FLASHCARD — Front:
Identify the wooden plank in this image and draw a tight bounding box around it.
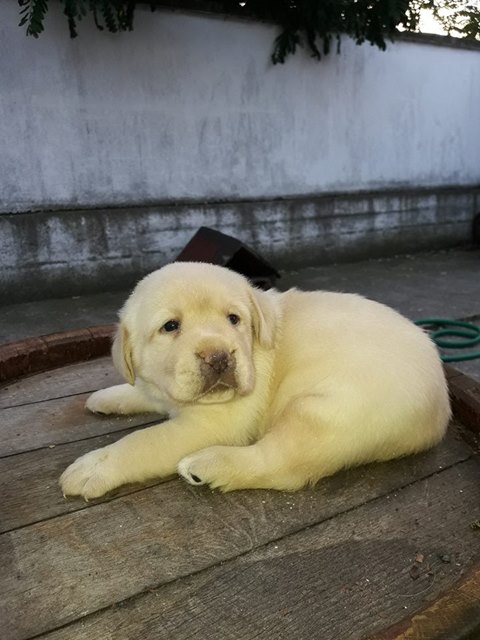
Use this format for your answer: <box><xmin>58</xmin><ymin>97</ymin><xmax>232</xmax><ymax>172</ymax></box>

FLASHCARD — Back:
<box><xmin>0</xmin><ymin>357</ymin><xmax>121</xmax><ymax>409</ymax></box>
<box><xmin>0</xmin><ymin>428</ymin><xmax>474</xmax><ymax>640</ymax></box>
<box><xmin>0</xmin><ymin>393</ymin><xmax>162</xmax><ymax>456</ymax></box>
<box><xmin>0</xmin><ymin>423</ymin><xmax>471</xmax><ymax>534</ymax></box>
<box><xmin>0</xmin><ymin>427</ymin><xmax>172</xmax><ymax>534</ymax></box>
<box><xmin>33</xmin><ymin>459</ymin><xmax>480</xmax><ymax>640</ymax></box>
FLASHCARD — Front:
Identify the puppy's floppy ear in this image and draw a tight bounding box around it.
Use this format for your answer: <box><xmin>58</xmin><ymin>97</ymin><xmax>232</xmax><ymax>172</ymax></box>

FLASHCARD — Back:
<box><xmin>111</xmin><ymin>323</ymin><xmax>135</xmax><ymax>385</ymax></box>
<box><xmin>249</xmin><ymin>287</ymin><xmax>278</xmax><ymax>349</ymax></box>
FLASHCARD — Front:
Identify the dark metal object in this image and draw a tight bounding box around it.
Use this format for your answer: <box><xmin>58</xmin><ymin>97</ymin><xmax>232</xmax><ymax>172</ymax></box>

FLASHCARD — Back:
<box><xmin>175</xmin><ymin>227</ymin><xmax>280</xmax><ymax>289</ymax></box>
<box><xmin>473</xmin><ymin>213</ymin><xmax>480</xmax><ymax>247</ymax></box>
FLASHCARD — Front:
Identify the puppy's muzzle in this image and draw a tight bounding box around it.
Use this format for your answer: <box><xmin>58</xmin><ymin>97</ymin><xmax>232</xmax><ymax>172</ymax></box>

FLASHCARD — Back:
<box><xmin>197</xmin><ymin>349</ymin><xmax>236</xmax><ymax>391</ymax></box>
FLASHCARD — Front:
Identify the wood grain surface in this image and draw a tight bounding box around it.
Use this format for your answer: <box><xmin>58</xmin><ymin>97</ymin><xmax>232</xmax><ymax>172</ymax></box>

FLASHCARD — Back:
<box><xmin>0</xmin><ymin>357</ymin><xmax>121</xmax><ymax>409</ymax></box>
<box><xmin>1</xmin><ymin>357</ymin><xmax>479</xmax><ymax>640</ymax></box>
<box><xmin>30</xmin><ymin>461</ymin><xmax>480</xmax><ymax>640</ymax></box>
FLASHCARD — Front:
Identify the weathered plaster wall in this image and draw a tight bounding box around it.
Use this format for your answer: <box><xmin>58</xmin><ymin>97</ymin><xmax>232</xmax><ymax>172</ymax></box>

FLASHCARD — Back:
<box><xmin>1</xmin><ymin>3</ymin><xmax>479</xmax><ymax>213</ymax></box>
<box><xmin>1</xmin><ymin>3</ymin><xmax>479</xmax><ymax>302</ymax></box>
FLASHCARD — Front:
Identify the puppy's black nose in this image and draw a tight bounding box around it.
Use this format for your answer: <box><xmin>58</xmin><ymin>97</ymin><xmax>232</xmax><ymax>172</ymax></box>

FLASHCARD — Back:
<box><xmin>198</xmin><ymin>350</ymin><xmax>231</xmax><ymax>374</ymax></box>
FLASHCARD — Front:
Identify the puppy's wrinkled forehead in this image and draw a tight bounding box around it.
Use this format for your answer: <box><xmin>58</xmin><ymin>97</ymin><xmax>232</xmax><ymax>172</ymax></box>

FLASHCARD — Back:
<box><xmin>125</xmin><ymin>262</ymin><xmax>251</xmax><ymax>326</ymax></box>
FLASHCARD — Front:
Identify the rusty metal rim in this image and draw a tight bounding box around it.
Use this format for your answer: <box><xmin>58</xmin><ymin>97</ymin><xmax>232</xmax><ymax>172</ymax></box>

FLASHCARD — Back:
<box><xmin>0</xmin><ymin>328</ymin><xmax>479</xmax><ymax>639</ymax></box>
<box><xmin>0</xmin><ymin>324</ymin><xmax>116</xmax><ymax>384</ymax></box>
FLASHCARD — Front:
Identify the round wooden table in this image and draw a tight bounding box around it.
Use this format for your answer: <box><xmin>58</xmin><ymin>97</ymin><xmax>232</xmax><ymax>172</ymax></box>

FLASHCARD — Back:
<box><xmin>1</xmin><ymin>327</ymin><xmax>479</xmax><ymax>640</ymax></box>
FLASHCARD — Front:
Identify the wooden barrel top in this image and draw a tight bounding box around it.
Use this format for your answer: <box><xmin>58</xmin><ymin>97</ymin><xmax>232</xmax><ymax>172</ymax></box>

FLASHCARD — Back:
<box><xmin>1</xmin><ymin>328</ymin><xmax>479</xmax><ymax>640</ymax></box>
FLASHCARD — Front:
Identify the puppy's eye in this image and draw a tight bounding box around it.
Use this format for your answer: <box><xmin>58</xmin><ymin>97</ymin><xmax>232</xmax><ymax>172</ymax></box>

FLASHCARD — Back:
<box><xmin>162</xmin><ymin>320</ymin><xmax>180</xmax><ymax>333</ymax></box>
<box><xmin>227</xmin><ymin>313</ymin><xmax>240</xmax><ymax>326</ymax></box>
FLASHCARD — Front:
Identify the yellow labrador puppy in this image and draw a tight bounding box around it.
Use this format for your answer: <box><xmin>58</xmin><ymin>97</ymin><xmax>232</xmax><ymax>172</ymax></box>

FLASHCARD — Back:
<box><xmin>60</xmin><ymin>262</ymin><xmax>450</xmax><ymax>500</ymax></box>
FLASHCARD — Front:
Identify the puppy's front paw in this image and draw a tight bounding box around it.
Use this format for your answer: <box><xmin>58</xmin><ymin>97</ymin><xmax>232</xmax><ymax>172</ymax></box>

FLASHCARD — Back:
<box><xmin>86</xmin><ymin>386</ymin><xmax>130</xmax><ymax>415</ymax></box>
<box><xmin>178</xmin><ymin>447</ymin><xmax>235</xmax><ymax>491</ymax></box>
<box><xmin>60</xmin><ymin>447</ymin><xmax>121</xmax><ymax>500</ymax></box>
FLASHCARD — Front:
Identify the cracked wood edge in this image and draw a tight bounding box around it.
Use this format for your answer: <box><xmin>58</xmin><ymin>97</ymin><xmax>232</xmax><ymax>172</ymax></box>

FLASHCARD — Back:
<box><xmin>444</xmin><ymin>365</ymin><xmax>480</xmax><ymax>435</ymax></box>
<box><xmin>366</xmin><ymin>560</ymin><xmax>480</xmax><ymax>640</ymax></box>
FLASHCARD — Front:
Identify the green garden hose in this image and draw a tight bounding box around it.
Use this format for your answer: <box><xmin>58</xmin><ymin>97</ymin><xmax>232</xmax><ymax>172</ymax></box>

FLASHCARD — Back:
<box><xmin>414</xmin><ymin>318</ymin><xmax>480</xmax><ymax>363</ymax></box>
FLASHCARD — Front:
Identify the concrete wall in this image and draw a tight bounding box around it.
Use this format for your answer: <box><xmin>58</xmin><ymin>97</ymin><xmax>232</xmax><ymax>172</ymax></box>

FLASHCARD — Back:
<box><xmin>1</xmin><ymin>2</ymin><xmax>479</xmax><ymax>301</ymax></box>
<box><xmin>2</xmin><ymin>186</ymin><xmax>478</xmax><ymax>303</ymax></box>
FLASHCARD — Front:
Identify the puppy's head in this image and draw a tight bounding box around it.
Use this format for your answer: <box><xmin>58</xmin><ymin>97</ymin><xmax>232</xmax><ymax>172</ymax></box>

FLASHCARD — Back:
<box><xmin>112</xmin><ymin>262</ymin><xmax>278</xmax><ymax>406</ymax></box>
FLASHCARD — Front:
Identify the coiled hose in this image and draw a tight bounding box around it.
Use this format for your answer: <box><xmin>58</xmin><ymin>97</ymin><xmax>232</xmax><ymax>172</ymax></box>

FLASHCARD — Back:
<box><xmin>414</xmin><ymin>318</ymin><xmax>480</xmax><ymax>363</ymax></box>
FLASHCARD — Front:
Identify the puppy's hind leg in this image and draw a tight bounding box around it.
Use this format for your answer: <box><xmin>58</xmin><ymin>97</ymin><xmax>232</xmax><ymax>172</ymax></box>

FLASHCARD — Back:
<box><xmin>178</xmin><ymin>397</ymin><xmax>340</xmax><ymax>492</ymax></box>
<box><xmin>86</xmin><ymin>384</ymin><xmax>166</xmax><ymax>416</ymax></box>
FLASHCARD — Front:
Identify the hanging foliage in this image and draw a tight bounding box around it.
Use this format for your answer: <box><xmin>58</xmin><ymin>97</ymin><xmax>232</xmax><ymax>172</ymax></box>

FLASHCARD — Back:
<box><xmin>17</xmin><ymin>1</ymin><xmax>480</xmax><ymax>63</ymax></box>
<box><xmin>18</xmin><ymin>0</ymin><xmax>137</xmax><ymax>38</ymax></box>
